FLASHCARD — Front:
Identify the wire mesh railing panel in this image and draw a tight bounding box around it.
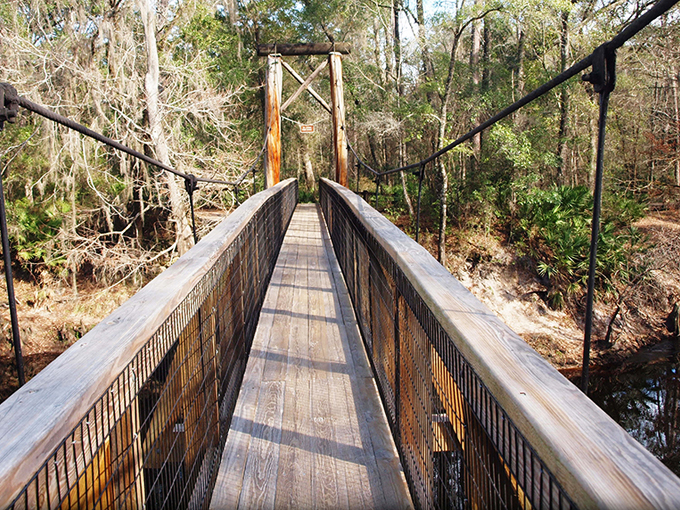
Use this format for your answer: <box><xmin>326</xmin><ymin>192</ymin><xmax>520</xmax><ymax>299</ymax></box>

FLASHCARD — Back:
<box><xmin>320</xmin><ymin>178</ymin><xmax>572</xmax><ymax>510</ymax></box>
<box><xmin>3</xmin><ymin>179</ymin><xmax>297</xmax><ymax>510</ymax></box>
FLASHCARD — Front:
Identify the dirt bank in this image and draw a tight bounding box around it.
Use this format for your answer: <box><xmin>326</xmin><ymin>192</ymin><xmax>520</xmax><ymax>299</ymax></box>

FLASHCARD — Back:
<box><xmin>0</xmin><ymin>275</ymin><xmax>136</xmax><ymax>403</ymax></box>
<box><xmin>436</xmin><ymin>210</ymin><xmax>680</xmax><ymax>369</ymax></box>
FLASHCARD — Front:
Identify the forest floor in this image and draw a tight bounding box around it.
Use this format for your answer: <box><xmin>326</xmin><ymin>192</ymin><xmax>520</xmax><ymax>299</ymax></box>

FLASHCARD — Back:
<box><xmin>0</xmin><ymin>275</ymin><xmax>136</xmax><ymax>403</ymax></box>
<box><xmin>412</xmin><ymin>209</ymin><xmax>680</xmax><ymax>370</ymax></box>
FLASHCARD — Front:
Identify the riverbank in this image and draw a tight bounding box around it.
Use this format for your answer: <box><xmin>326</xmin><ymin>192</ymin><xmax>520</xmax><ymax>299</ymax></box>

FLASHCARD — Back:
<box><xmin>0</xmin><ymin>276</ymin><xmax>136</xmax><ymax>403</ymax></box>
<box><xmin>423</xmin><ymin>209</ymin><xmax>680</xmax><ymax>370</ymax></box>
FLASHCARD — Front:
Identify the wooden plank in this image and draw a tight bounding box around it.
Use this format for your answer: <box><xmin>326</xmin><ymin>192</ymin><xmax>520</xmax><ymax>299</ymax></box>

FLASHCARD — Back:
<box><xmin>258</xmin><ymin>43</ymin><xmax>351</xmax><ymax>56</ymax></box>
<box><xmin>307</xmin><ymin>213</ymin><xmax>331</xmax><ymax>381</ymax></box>
<box><xmin>328</xmin><ymin>373</ymin><xmax>372</xmax><ymax>509</ymax></box>
<box><xmin>261</xmin><ymin>232</ymin><xmax>296</xmax><ymax>381</ymax></box>
<box><xmin>281</xmin><ymin>59</ymin><xmax>328</xmax><ymax>112</ymax></box>
<box><xmin>318</xmin><ymin>209</ymin><xmax>384</xmax><ymax>509</ymax></box>
<box><xmin>274</xmin><ymin>377</ymin><xmax>312</xmax><ymax>508</ymax></box>
<box><xmin>212</xmin><ymin>204</ymin><xmax>413</xmax><ymax>509</ymax></box>
<box><xmin>209</xmin><ymin>219</ymin><xmax>294</xmax><ymax>509</ymax></box>
<box><xmin>280</xmin><ymin>60</ymin><xmax>332</xmax><ymax>114</ymax></box>
<box><xmin>319</xmin><ymin>209</ymin><xmax>372</xmax><ymax>378</ymax></box>
<box><xmin>284</xmin><ymin>207</ymin><xmax>311</xmax><ymax>382</ymax></box>
<box><xmin>0</xmin><ymin>179</ymin><xmax>297</xmax><ymax>506</ymax></box>
<box><xmin>274</xmin><ymin>208</ymin><xmax>313</xmax><ymax>508</ymax></box>
<box><xmin>320</xmin><ymin>178</ymin><xmax>680</xmax><ymax>509</ymax></box>
<box><xmin>238</xmin><ymin>381</ymin><xmax>285</xmax><ymax>510</ymax></box>
<box><xmin>310</xmin><ymin>377</ymin><xmax>342</xmax><ymax>508</ymax></box>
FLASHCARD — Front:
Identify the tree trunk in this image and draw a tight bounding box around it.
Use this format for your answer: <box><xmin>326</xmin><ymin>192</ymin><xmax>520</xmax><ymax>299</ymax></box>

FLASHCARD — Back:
<box><xmin>393</xmin><ymin>0</ymin><xmax>403</xmax><ymax>96</ymax></box>
<box><xmin>416</xmin><ymin>0</ymin><xmax>434</xmax><ymax>80</ymax></box>
<box><xmin>557</xmin><ymin>9</ymin><xmax>570</xmax><ymax>184</ymax></box>
<box><xmin>437</xmin><ymin>95</ymin><xmax>451</xmax><ymax>266</ymax></box>
<box><xmin>470</xmin><ymin>1</ymin><xmax>482</xmax><ymax>163</ymax></box>
<box><xmin>437</xmin><ymin>158</ymin><xmax>448</xmax><ymax>266</ymax></box>
<box><xmin>373</xmin><ymin>17</ymin><xmax>386</xmax><ymax>88</ymax></box>
<box><xmin>400</xmin><ymin>171</ymin><xmax>414</xmax><ymax>217</ymax></box>
<box><xmin>433</xmin><ymin>27</ymin><xmax>465</xmax><ymax>267</ymax></box>
<box><xmin>137</xmin><ymin>0</ymin><xmax>193</xmax><ymax>256</ymax></box>
<box><xmin>516</xmin><ymin>24</ymin><xmax>526</xmax><ymax>98</ymax></box>
<box><xmin>385</xmin><ymin>5</ymin><xmax>394</xmax><ymax>82</ymax></box>
<box><xmin>70</xmin><ymin>168</ymin><xmax>78</xmax><ymax>294</ymax></box>
<box><xmin>399</xmin><ymin>122</ymin><xmax>414</xmax><ymax>217</ymax></box>
<box><xmin>303</xmin><ymin>148</ymin><xmax>315</xmax><ymax>188</ymax></box>
<box><xmin>589</xmin><ymin>112</ymin><xmax>597</xmax><ymax>190</ymax></box>
<box><xmin>672</xmin><ymin>68</ymin><xmax>680</xmax><ymax>186</ymax></box>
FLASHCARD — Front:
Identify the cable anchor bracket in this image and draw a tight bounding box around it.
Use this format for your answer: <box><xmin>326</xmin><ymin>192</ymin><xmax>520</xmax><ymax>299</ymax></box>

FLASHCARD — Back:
<box><xmin>582</xmin><ymin>43</ymin><xmax>617</xmax><ymax>94</ymax></box>
<box><xmin>184</xmin><ymin>173</ymin><xmax>199</xmax><ymax>196</ymax></box>
<box><xmin>0</xmin><ymin>83</ymin><xmax>20</xmax><ymax>131</ymax></box>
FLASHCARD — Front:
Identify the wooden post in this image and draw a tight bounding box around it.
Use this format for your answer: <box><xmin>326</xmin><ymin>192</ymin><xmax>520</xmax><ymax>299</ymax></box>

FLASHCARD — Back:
<box><xmin>265</xmin><ymin>54</ymin><xmax>282</xmax><ymax>188</ymax></box>
<box><xmin>329</xmin><ymin>52</ymin><xmax>348</xmax><ymax>187</ymax></box>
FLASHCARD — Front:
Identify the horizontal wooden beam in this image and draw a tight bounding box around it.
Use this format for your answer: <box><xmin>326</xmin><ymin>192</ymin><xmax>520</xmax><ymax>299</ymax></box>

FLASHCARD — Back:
<box><xmin>257</xmin><ymin>43</ymin><xmax>351</xmax><ymax>56</ymax></box>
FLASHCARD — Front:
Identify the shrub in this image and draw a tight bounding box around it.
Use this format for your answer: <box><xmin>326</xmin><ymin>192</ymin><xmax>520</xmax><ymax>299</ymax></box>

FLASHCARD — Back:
<box><xmin>512</xmin><ymin>185</ymin><xmax>647</xmax><ymax>305</ymax></box>
<box><xmin>7</xmin><ymin>198</ymin><xmax>66</xmax><ymax>269</ymax></box>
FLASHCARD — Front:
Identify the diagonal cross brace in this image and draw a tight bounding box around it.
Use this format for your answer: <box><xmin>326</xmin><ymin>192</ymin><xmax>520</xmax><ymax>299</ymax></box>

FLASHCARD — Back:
<box><xmin>281</xmin><ymin>59</ymin><xmax>329</xmax><ymax>112</ymax></box>
<box><xmin>281</xmin><ymin>61</ymin><xmax>332</xmax><ymax>114</ymax></box>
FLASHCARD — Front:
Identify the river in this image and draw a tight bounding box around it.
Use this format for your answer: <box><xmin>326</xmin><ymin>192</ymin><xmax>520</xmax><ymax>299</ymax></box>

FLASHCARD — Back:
<box><xmin>563</xmin><ymin>339</ymin><xmax>680</xmax><ymax>477</ymax></box>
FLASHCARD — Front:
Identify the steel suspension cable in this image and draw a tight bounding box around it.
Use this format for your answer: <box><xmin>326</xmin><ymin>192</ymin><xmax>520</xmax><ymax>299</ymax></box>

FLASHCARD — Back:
<box><xmin>10</xmin><ymin>93</ymin><xmax>270</xmax><ymax>241</ymax></box>
<box><xmin>348</xmin><ymin>0</ymin><xmax>679</xmax><ymax>178</ymax></box>
<box><xmin>16</xmin><ymin>96</ymin><xmax>230</xmax><ymax>185</ymax></box>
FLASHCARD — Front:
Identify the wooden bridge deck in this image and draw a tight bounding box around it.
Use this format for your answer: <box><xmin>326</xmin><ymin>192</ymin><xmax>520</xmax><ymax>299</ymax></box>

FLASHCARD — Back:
<box><xmin>209</xmin><ymin>204</ymin><xmax>413</xmax><ymax>510</ymax></box>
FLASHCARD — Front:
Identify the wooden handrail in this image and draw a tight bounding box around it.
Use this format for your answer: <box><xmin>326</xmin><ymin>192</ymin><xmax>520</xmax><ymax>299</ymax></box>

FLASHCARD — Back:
<box><xmin>320</xmin><ymin>178</ymin><xmax>680</xmax><ymax>509</ymax></box>
<box><xmin>0</xmin><ymin>178</ymin><xmax>297</xmax><ymax>506</ymax></box>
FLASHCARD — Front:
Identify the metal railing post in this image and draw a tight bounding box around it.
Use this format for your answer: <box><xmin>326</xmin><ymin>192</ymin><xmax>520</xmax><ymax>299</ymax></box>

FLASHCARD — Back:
<box><xmin>184</xmin><ymin>174</ymin><xmax>199</xmax><ymax>244</ymax></box>
<box><xmin>374</xmin><ymin>175</ymin><xmax>381</xmax><ymax>208</ymax></box>
<box><xmin>415</xmin><ymin>164</ymin><xmax>424</xmax><ymax>244</ymax></box>
<box><xmin>0</xmin><ymin>84</ymin><xmax>25</xmax><ymax>387</ymax></box>
<box><xmin>253</xmin><ymin>166</ymin><xmax>257</xmax><ymax>195</ymax></box>
<box><xmin>581</xmin><ymin>45</ymin><xmax>617</xmax><ymax>394</ymax></box>
<box><xmin>0</xmin><ymin>174</ymin><xmax>25</xmax><ymax>386</ymax></box>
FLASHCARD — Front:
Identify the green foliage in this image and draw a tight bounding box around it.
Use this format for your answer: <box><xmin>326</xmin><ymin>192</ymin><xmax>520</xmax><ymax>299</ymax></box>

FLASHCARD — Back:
<box><xmin>178</xmin><ymin>9</ymin><xmax>256</xmax><ymax>89</ymax></box>
<box><xmin>8</xmin><ymin>198</ymin><xmax>67</xmax><ymax>267</ymax></box>
<box><xmin>512</xmin><ymin>185</ymin><xmax>648</xmax><ymax>304</ymax></box>
<box><xmin>298</xmin><ymin>186</ymin><xmax>317</xmax><ymax>203</ymax></box>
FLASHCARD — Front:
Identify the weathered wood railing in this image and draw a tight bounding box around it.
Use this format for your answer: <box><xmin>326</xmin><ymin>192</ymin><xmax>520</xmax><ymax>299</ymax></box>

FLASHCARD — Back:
<box><xmin>0</xmin><ymin>178</ymin><xmax>297</xmax><ymax>509</ymax></box>
<box><xmin>320</xmin><ymin>178</ymin><xmax>680</xmax><ymax>510</ymax></box>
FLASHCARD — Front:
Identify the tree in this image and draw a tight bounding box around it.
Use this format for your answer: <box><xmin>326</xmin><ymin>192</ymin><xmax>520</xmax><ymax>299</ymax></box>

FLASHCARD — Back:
<box><xmin>137</xmin><ymin>0</ymin><xmax>193</xmax><ymax>256</ymax></box>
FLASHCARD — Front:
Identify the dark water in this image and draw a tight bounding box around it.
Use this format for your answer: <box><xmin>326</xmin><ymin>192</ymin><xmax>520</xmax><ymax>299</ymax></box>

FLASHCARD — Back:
<box><xmin>564</xmin><ymin>340</ymin><xmax>680</xmax><ymax>477</ymax></box>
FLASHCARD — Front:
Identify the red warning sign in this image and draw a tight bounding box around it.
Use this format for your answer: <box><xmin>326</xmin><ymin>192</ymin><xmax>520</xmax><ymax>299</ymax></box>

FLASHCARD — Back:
<box><xmin>300</xmin><ymin>124</ymin><xmax>315</xmax><ymax>133</ymax></box>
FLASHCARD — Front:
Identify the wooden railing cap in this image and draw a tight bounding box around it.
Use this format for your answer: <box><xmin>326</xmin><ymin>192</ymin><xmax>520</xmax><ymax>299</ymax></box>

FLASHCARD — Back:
<box><xmin>321</xmin><ymin>177</ymin><xmax>680</xmax><ymax>509</ymax></box>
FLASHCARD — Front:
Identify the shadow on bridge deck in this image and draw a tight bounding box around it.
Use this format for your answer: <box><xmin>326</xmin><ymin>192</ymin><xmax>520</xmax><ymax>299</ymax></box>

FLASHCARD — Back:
<box><xmin>209</xmin><ymin>204</ymin><xmax>413</xmax><ymax>509</ymax></box>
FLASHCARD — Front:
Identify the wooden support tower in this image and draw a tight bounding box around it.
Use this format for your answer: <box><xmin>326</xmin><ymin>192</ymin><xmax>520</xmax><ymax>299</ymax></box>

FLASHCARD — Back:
<box><xmin>329</xmin><ymin>52</ymin><xmax>348</xmax><ymax>187</ymax></box>
<box><xmin>265</xmin><ymin>54</ymin><xmax>282</xmax><ymax>188</ymax></box>
<box><xmin>259</xmin><ymin>44</ymin><xmax>350</xmax><ymax>188</ymax></box>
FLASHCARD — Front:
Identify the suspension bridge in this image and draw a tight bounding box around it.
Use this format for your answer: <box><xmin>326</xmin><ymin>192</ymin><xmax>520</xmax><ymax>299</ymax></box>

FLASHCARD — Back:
<box><xmin>2</xmin><ymin>1</ymin><xmax>680</xmax><ymax>508</ymax></box>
